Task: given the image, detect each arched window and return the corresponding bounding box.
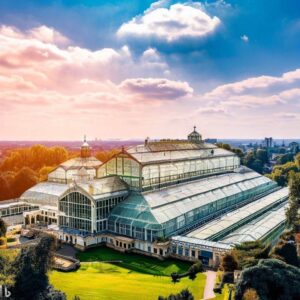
[59,192,92,232]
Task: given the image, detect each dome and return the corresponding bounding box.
[188,126,202,143]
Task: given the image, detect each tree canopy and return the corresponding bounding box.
[235,259,300,300]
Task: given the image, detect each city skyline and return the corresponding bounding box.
[1,0,300,140]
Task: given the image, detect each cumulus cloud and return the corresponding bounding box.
[204,68,300,100]
[241,34,249,42]
[0,23,193,129]
[119,78,193,100]
[117,3,221,42]
[0,25,70,46]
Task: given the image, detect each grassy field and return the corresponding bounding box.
[76,246,192,276]
[50,262,206,300]
[50,246,206,300]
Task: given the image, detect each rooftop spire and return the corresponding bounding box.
[188,126,202,143]
[81,135,91,158]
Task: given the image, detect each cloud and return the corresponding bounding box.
[119,78,193,100]
[196,107,229,115]
[275,112,299,119]
[241,34,249,42]
[0,25,70,49]
[0,23,194,130]
[204,68,300,99]
[117,3,221,42]
[279,88,300,100]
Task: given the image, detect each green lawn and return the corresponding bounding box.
[76,246,192,276]
[50,246,206,300]
[50,262,205,300]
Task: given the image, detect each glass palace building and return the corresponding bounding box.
[0,129,289,267]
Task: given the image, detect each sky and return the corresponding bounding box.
[0,0,300,140]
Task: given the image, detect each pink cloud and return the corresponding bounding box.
[119,77,193,100]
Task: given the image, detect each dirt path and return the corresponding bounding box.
[202,270,217,300]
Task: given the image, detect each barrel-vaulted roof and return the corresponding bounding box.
[109,167,277,230]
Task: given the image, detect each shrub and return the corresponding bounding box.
[221,253,238,272]
[7,237,16,243]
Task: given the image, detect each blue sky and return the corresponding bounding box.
[0,0,300,139]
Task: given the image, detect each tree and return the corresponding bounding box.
[0,249,18,287]
[12,234,65,300]
[235,259,300,300]
[271,241,298,267]
[295,153,300,169]
[0,218,7,237]
[242,288,260,300]
[276,153,294,165]
[221,253,238,272]
[256,149,268,165]
[233,241,271,269]
[158,289,194,300]
[286,173,300,230]
[188,261,203,280]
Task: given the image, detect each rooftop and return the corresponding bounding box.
[187,187,288,240]
[221,204,288,244]
[109,168,276,229]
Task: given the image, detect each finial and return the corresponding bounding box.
[194,126,196,132]
[84,134,87,143]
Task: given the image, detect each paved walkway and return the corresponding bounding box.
[202,270,217,300]
[56,244,78,258]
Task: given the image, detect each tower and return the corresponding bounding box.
[80,135,91,158]
[188,126,202,143]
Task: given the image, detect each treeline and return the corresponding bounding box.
[267,154,300,186]
[217,143,269,174]
[0,145,72,201]
[0,145,120,201]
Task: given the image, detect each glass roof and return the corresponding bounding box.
[21,182,70,206]
[109,193,163,230]
[78,176,128,200]
[187,187,288,240]
[220,203,288,244]
[21,176,129,206]
[58,156,102,170]
[126,142,235,164]
[108,169,276,228]
[171,236,232,251]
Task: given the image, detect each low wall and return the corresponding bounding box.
[53,253,80,272]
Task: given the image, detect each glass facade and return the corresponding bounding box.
[108,172,278,242]
[97,154,140,189]
[59,192,92,232]
[0,202,39,217]
[142,156,240,190]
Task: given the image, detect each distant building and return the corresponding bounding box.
[289,142,300,154]
[204,138,217,144]
[263,137,273,149]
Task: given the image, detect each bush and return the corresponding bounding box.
[158,289,194,300]
[221,253,238,272]
[0,237,6,246]
[188,261,203,280]
[7,237,16,243]
[222,272,234,284]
